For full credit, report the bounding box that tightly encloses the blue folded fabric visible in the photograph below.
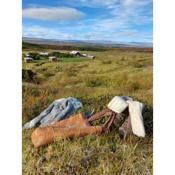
[23,97,82,130]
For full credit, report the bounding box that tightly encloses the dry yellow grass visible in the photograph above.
[22,46,153,175]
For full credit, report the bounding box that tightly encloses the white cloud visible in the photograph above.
[63,0,119,8]
[124,0,136,6]
[23,26,74,39]
[23,7,85,21]
[123,0,152,6]
[81,0,118,6]
[23,24,152,42]
[62,0,151,8]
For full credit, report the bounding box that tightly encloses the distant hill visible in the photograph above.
[22,37,153,48]
[22,41,108,52]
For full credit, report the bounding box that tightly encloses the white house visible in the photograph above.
[81,53,95,59]
[26,53,30,57]
[70,51,81,56]
[39,52,49,56]
[82,53,87,57]
[24,57,33,63]
[87,55,95,59]
[69,50,95,59]
[49,56,57,61]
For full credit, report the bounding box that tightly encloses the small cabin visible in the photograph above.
[81,53,95,59]
[24,57,33,63]
[87,55,95,59]
[82,53,87,57]
[26,53,30,57]
[39,52,49,56]
[49,56,57,61]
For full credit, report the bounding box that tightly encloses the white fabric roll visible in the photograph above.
[127,100,145,137]
[107,96,128,113]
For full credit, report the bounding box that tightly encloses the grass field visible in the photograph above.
[22,45,153,175]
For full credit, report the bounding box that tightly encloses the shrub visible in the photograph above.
[128,81,140,92]
[22,69,36,82]
[101,60,112,64]
[35,62,46,66]
[30,88,40,97]
[79,47,106,52]
[65,67,79,77]
[120,57,125,61]
[132,62,145,68]
[43,72,55,78]
[49,52,74,58]
[85,77,104,87]
[28,52,41,60]
[22,53,25,59]
[23,102,44,123]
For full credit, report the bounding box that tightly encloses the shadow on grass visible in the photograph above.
[143,106,153,136]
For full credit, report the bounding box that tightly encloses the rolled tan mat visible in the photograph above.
[51,113,90,127]
[31,113,103,148]
[32,127,55,148]
[53,125,103,138]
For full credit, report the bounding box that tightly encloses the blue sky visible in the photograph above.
[22,0,153,43]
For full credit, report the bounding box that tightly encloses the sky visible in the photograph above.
[22,0,153,43]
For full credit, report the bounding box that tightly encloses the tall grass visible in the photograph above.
[22,47,153,175]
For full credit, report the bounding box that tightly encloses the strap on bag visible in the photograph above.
[87,108,112,122]
[102,112,117,132]
[88,108,118,132]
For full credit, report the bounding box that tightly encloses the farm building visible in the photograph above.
[81,53,87,57]
[87,55,95,59]
[49,56,57,61]
[39,52,49,56]
[69,51,81,56]
[26,53,30,57]
[82,53,95,59]
[24,57,33,63]
[70,51,95,59]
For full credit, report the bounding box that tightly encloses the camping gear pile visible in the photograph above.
[23,96,146,148]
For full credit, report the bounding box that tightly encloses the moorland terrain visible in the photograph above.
[22,41,153,175]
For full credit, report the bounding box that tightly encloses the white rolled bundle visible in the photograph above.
[107,96,128,113]
[127,100,145,137]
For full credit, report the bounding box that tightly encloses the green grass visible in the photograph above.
[22,47,153,175]
[59,57,90,62]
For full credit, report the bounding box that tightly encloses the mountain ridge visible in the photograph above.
[22,37,153,48]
